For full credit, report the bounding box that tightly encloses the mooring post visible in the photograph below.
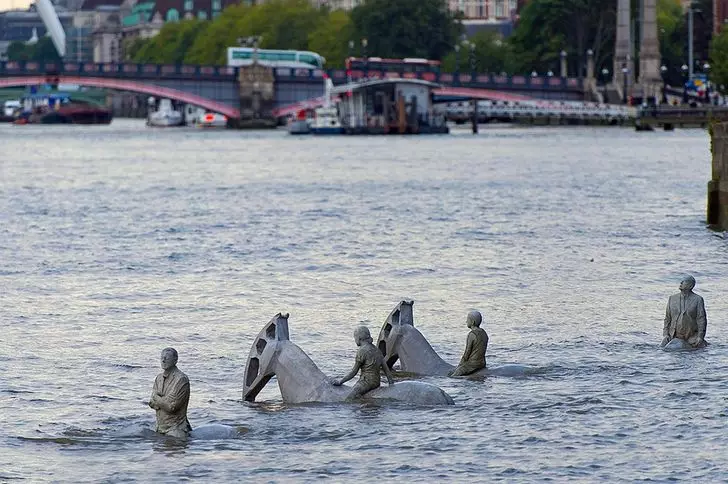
[471,98,478,134]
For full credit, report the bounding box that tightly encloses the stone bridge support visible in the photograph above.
[709,122,728,230]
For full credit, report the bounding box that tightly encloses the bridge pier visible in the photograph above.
[235,64,277,129]
[709,122,728,230]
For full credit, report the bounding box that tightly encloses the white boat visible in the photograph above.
[287,110,311,135]
[147,98,184,127]
[310,76,343,135]
[2,100,21,119]
[196,112,228,128]
[310,106,343,135]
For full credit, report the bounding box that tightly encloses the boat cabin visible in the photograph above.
[331,79,448,134]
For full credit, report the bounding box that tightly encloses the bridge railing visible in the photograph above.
[0,60,585,91]
[0,61,238,80]
[273,67,584,91]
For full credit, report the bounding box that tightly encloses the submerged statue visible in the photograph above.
[242,313,454,405]
[377,301,534,378]
[448,311,489,377]
[661,275,708,350]
[333,325,395,400]
[149,347,192,439]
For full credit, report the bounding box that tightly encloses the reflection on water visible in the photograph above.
[1,121,726,481]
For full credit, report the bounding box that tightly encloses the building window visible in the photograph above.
[495,0,504,17]
[212,0,221,10]
[212,10,220,18]
[166,8,180,21]
[184,0,193,11]
[197,10,207,19]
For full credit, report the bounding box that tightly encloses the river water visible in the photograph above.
[1,120,726,482]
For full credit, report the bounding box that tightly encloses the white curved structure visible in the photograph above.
[376,301,536,378]
[34,0,66,57]
[242,313,455,405]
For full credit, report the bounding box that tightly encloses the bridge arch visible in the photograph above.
[0,75,240,118]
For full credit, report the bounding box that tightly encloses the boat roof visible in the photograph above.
[330,78,440,95]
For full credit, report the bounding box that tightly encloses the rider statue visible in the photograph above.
[449,311,489,377]
[333,326,395,400]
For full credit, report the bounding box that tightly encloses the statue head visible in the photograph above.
[354,326,373,346]
[160,347,178,371]
[679,275,696,292]
[466,311,482,329]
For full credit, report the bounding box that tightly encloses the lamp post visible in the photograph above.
[681,63,689,103]
[703,62,711,103]
[660,65,668,104]
[560,49,567,77]
[531,70,538,78]
[468,41,476,79]
[361,38,368,77]
[601,67,609,102]
[454,44,460,85]
[621,65,628,104]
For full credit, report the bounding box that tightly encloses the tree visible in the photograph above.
[658,0,687,86]
[509,0,616,76]
[132,19,208,64]
[710,27,728,91]
[349,0,461,60]
[307,10,352,68]
[6,36,61,63]
[441,31,516,74]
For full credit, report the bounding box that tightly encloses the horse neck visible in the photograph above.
[398,326,454,375]
[273,341,336,402]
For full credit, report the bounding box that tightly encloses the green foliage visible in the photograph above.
[6,36,61,63]
[185,0,327,65]
[509,0,615,76]
[710,28,728,91]
[441,31,516,74]
[658,0,686,85]
[308,10,353,68]
[132,19,208,63]
[349,0,461,61]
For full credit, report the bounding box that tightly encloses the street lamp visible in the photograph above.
[703,62,711,103]
[468,41,476,78]
[547,70,554,77]
[681,64,689,103]
[621,65,628,104]
[560,50,567,77]
[660,65,668,104]
[601,67,609,102]
[361,38,368,76]
[454,44,461,84]
[531,70,538,77]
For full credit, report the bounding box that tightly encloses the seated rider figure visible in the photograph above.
[449,311,488,377]
[333,326,395,400]
[661,275,708,349]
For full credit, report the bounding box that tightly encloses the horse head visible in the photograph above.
[243,312,290,402]
[376,300,414,369]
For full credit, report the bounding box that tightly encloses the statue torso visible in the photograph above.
[153,367,191,433]
[467,327,488,363]
[356,343,384,384]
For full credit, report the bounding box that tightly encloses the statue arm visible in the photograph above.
[697,297,707,340]
[381,360,395,385]
[149,378,160,409]
[459,333,474,365]
[661,301,671,346]
[335,360,361,386]
[155,380,190,413]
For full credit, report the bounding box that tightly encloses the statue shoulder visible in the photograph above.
[173,368,190,384]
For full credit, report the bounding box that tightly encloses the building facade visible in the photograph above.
[716,0,728,34]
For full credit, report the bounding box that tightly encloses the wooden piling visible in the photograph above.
[708,122,728,230]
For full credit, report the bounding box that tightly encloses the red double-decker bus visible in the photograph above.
[345,57,441,74]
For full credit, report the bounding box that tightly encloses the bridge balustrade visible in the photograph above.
[272,67,584,92]
[0,61,237,80]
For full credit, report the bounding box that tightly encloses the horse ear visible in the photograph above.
[243,313,290,402]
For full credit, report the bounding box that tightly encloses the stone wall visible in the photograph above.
[708,122,728,230]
